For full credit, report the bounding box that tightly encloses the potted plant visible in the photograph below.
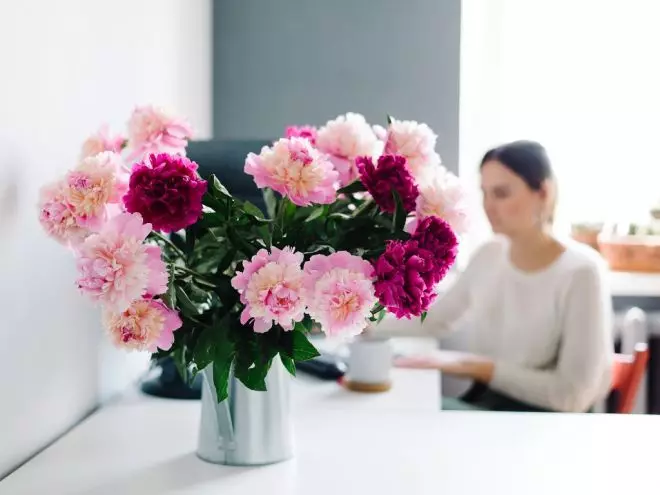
[37,108,468,465]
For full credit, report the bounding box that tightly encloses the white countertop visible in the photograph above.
[3,393,659,494]
[3,338,660,494]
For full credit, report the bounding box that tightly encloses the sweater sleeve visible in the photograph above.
[371,240,498,339]
[489,264,613,412]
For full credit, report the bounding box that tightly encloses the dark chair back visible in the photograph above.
[186,139,273,213]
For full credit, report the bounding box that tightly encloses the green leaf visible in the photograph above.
[162,264,177,309]
[392,190,407,232]
[212,338,235,403]
[305,205,327,223]
[303,244,335,256]
[210,175,232,198]
[280,354,297,377]
[217,248,237,274]
[237,362,270,391]
[212,359,232,403]
[291,330,320,361]
[175,286,201,315]
[242,200,265,218]
[386,114,394,125]
[421,312,428,323]
[193,325,219,371]
[185,224,197,253]
[338,180,367,195]
[172,346,189,383]
[227,227,258,257]
[197,212,225,229]
[263,188,278,219]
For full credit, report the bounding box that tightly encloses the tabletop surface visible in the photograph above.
[3,338,660,495]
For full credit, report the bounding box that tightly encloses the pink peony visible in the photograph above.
[408,167,470,235]
[38,180,90,246]
[103,298,182,352]
[356,154,419,214]
[302,252,376,337]
[285,125,317,145]
[410,216,458,286]
[66,151,128,231]
[373,240,438,319]
[80,125,125,159]
[315,113,380,186]
[231,247,306,333]
[75,212,168,311]
[384,118,442,180]
[244,137,338,206]
[123,153,207,233]
[126,105,193,162]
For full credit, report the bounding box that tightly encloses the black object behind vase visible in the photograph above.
[140,139,273,400]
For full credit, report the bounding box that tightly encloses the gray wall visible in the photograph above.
[213,0,461,173]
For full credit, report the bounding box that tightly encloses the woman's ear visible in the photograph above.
[539,179,557,224]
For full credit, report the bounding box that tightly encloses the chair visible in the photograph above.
[609,343,649,414]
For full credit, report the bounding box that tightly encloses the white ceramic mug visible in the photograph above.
[346,336,393,384]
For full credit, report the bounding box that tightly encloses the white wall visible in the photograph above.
[0,0,211,478]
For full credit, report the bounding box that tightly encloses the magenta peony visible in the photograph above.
[75,212,168,311]
[373,240,438,319]
[356,154,419,213]
[244,138,338,206]
[285,125,317,145]
[231,247,307,333]
[411,216,458,286]
[123,153,207,233]
[302,251,376,337]
[103,298,182,352]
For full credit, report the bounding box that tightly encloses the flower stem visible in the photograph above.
[173,265,216,284]
[151,231,186,258]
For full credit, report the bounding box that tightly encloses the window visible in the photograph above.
[460,0,660,236]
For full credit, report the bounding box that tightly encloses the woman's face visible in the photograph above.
[480,160,546,237]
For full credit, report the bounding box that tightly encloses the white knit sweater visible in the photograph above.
[377,237,614,412]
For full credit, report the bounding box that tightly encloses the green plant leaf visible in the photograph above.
[392,190,407,232]
[185,224,198,253]
[217,248,237,274]
[212,333,235,403]
[280,354,297,377]
[263,188,278,219]
[227,227,258,257]
[162,264,177,309]
[305,205,327,223]
[291,330,320,361]
[338,180,367,195]
[386,114,394,125]
[175,286,201,316]
[421,312,428,323]
[210,175,232,198]
[197,212,225,229]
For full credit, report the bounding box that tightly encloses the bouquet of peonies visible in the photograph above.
[38,107,468,402]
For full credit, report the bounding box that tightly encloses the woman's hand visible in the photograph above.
[395,350,495,383]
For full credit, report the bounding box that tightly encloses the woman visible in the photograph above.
[377,140,613,412]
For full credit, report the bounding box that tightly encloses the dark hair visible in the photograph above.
[480,140,556,223]
[480,140,553,189]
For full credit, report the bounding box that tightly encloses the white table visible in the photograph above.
[3,393,660,495]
